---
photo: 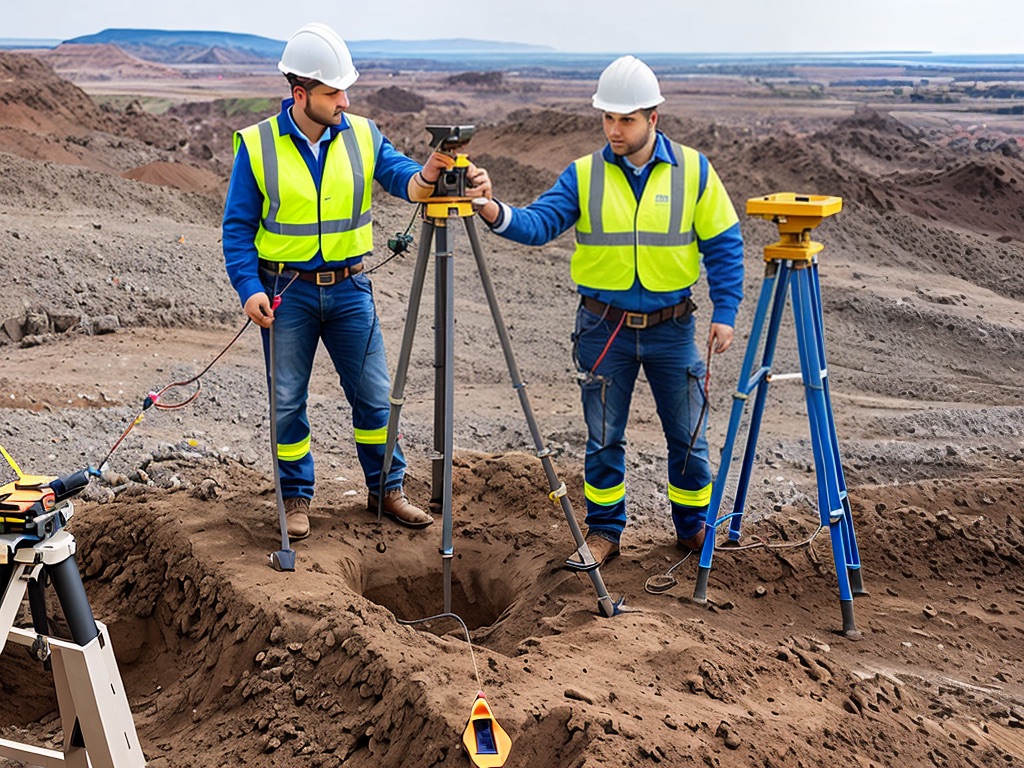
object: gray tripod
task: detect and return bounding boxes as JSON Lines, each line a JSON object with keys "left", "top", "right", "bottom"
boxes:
{"left": 378, "top": 206, "right": 618, "bottom": 619}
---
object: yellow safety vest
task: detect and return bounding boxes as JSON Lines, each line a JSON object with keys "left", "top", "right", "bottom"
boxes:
{"left": 572, "top": 143, "right": 738, "bottom": 292}
{"left": 234, "top": 113, "right": 376, "bottom": 263}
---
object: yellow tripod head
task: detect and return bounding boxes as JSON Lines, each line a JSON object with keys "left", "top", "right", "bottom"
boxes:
{"left": 747, "top": 193, "right": 842, "bottom": 262}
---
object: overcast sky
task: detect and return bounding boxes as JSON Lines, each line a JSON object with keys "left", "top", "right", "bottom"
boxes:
{"left": 3, "top": 0, "right": 1022, "bottom": 54}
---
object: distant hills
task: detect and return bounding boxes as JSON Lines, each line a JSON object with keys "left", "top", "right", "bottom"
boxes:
{"left": 4, "top": 29, "right": 1022, "bottom": 74}
{"left": 66, "top": 29, "right": 283, "bottom": 64}
{"left": 59, "top": 29, "right": 554, "bottom": 65}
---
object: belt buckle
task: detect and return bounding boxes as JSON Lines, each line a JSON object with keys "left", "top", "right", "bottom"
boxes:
{"left": 315, "top": 271, "right": 336, "bottom": 286}
{"left": 624, "top": 312, "right": 648, "bottom": 329}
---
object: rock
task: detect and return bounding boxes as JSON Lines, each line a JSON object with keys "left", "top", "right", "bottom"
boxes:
{"left": 3, "top": 316, "right": 24, "bottom": 342}
{"left": 715, "top": 721, "right": 741, "bottom": 749}
{"left": 190, "top": 478, "right": 220, "bottom": 501}
{"left": 564, "top": 688, "right": 594, "bottom": 704}
{"left": 91, "top": 314, "right": 120, "bottom": 335}
{"left": 101, "top": 467, "right": 129, "bottom": 486}
{"left": 19, "top": 334, "right": 47, "bottom": 348}
{"left": 48, "top": 311, "right": 81, "bottom": 333}
{"left": 23, "top": 310, "right": 50, "bottom": 336}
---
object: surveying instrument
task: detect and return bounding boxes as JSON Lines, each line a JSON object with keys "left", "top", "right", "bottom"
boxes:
{"left": 377, "top": 125, "right": 618, "bottom": 619}
{"left": 0, "top": 453, "right": 145, "bottom": 767}
{"left": 691, "top": 194, "right": 866, "bottom": 638}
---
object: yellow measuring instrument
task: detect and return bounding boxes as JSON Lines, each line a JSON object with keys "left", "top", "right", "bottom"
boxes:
{"left": 462, "top": 692, "right": 512, "bottom": 767}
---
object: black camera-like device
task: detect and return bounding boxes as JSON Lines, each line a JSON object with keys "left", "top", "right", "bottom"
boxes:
{"left": 425, "top": 125, "right": 475, "bottom": 197}
{"left": 426, "top": 125, "right": 475, "bottom": 152}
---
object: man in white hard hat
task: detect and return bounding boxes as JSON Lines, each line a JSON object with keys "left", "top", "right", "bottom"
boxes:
{"left": 478, "top": 55, "right": 744, "bottom": 566}
{"left": 223, "top": 22, "right": 491, "bottom": 540}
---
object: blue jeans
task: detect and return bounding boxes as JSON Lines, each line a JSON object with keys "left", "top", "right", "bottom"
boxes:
{"left": 260, "top": 270, "right": 405, "bottom": 500}
{"left": 573, "top": 303, "right": 712, "bottom": 544}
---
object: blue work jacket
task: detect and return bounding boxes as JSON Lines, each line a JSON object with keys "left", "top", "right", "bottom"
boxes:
{"left": 487, "top": 132, "right": 744, "bottom": 326}
{"left": 222, "top": 99, "right": 420, "bottom": 306}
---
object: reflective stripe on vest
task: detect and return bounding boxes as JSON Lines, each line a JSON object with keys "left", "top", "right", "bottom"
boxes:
{"left": 235, "top": 114, "right": 376, "bottom": 263}
{"left": 572, "top": 142, "right": 702, "bottom": 292}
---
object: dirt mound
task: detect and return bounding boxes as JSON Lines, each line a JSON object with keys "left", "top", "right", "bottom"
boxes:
{"left": 123, "top": 160, "right": 227, "bottom": 197}
{"left": 895, "top": 157, "right": 1024, "bottom": 236}
{"left": 446, "top": 71, "right": 507, "bottom": 90}
{"left": 182, "top": 45, "right": 261, "bottom": 66}
{"left": 2, "top": 452, "right": 1023, "bottom": 767}
{"left": 0, "top": 51, "right": 196, "bottom": 178}
{"left": 0, "top": 51, "right": 110, "bottom": 134}
{"left": 365, "top": 86, "right": 426, "bottom": 114}
{"left": 471, "top": 152, "right": 557, "bottom": 206}
{"left": 471, "top": 109, "right": 602, "bottom": 177}
{"left": 0, "top": 150, "right": 231, "bottom": 338}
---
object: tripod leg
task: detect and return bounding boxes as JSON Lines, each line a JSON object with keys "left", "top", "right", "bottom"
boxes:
{"left": 808, "top": 263, "right": 865, "bottom": 596}
{"left": 726, "top": 261, "right": 793, "bottom": 542}
{"left": 791, "top": 264, "right": 858, "bottom": 637}
{"left": 379, "top": 220, "right": 435, "bottom": 510}
{"left": 47, "top": 556, "right": 98, "bottom": 646}
{"left": 27, "top": 574, "right": 50, "bottom": 641}
{"left": 432, "top": 227, "right": 446, "bottom": 514}
{"left": 435, "top": 222, "right": 456, "bottom": 615}
{"left": 0, "top": 562, "right": 32, "bottom": 657}
{"left": 463, "top": 218, "right": 618, "bottom": 617}
{"left": 268, "top": 319, "right": 296, "bottom": 571}
{"left": 694, "top": 261, "right": 790, "bottom": 602}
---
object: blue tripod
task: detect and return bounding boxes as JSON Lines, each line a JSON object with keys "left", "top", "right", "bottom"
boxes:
{"left": 691, "top": 194, "right": 866, "bottom": 638}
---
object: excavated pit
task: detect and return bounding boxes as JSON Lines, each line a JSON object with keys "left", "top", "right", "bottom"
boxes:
{"left": 360, "top": 542, "right": 520, "bottom": 632}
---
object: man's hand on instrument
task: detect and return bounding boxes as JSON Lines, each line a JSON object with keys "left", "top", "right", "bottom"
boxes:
{"left": 465, "top": 163, "right": 492, "bottom": 200}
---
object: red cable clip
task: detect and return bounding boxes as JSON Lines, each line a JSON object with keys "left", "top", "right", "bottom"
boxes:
{"left": 272, "top": 295, "right": 282, "bottom": 311}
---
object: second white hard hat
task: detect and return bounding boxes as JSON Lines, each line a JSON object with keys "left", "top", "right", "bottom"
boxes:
{"left": 278, "top": 22, "right": 359, "bottom": 91}
{"left": 592, "top": 55, "right": 664, "bottom": 113}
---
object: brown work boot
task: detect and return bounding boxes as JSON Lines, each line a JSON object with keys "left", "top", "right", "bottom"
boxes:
{"left": 676, "top": 526, "right": 707, "bottom": 553}
{"left": 367, "top": 488, "right": 433, "bottom": 529}
{"left": 284, "top": 496, "right": 311, "bottom": 540}
{"left": 585, "top": 533, "right": 620, "bottom": 567}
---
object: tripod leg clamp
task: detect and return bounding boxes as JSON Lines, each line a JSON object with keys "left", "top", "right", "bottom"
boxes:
{"left": 564, "top": 556, "right": 600, "bottom": 573}
{"left": 548, "top": 482, "right": 567, "bottom": 506}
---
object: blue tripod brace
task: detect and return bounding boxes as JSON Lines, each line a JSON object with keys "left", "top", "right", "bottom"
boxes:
{"left": 691, "top": 194, "right": 866, "bottom": 638}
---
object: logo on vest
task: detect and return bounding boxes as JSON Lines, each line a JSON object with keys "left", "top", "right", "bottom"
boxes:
{"left": 655, "top": 194, "right": 670, "bottom": 204}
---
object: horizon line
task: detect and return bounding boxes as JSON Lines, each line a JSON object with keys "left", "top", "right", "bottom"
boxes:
{"left": 4, "top": 34, "right": 1024, "bottom": 58}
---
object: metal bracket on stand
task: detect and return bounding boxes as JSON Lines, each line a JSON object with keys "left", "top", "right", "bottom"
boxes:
{"left": 1, "top": 517, "right": 145, "bottom": 767}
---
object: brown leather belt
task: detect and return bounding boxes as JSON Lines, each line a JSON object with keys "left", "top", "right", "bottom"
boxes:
{"left": 582, "top": 296, "right": 696, "bottom": 330}
{"left": 259, "top": 259, "right": 364, "bottom": 286}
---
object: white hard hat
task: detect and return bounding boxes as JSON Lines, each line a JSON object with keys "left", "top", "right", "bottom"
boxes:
{"left": 278, "top": 22, "right": 359, "bottom": 91}
{"left": 592, "top": 55, "right": 664, "bottom": 113}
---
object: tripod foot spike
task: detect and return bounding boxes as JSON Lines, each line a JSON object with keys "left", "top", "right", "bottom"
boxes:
{"left": 840, "top": 600, "right": 861, "bottom": 640}
{"left": 691, "top": 566, "right": 711, "bottom": 605}
{"left": 597, "top": 596, "right": 628, "bottom": 617}
{"left": 269, "top": 549, "right": 296, "bottom": 572}
{"left": 848, "top": 568, "right": 868, "bottom": 597}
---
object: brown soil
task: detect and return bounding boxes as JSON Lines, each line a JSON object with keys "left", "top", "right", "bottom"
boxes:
{"left": 1, "top": 51, "right": 1024, "bottom": 768}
